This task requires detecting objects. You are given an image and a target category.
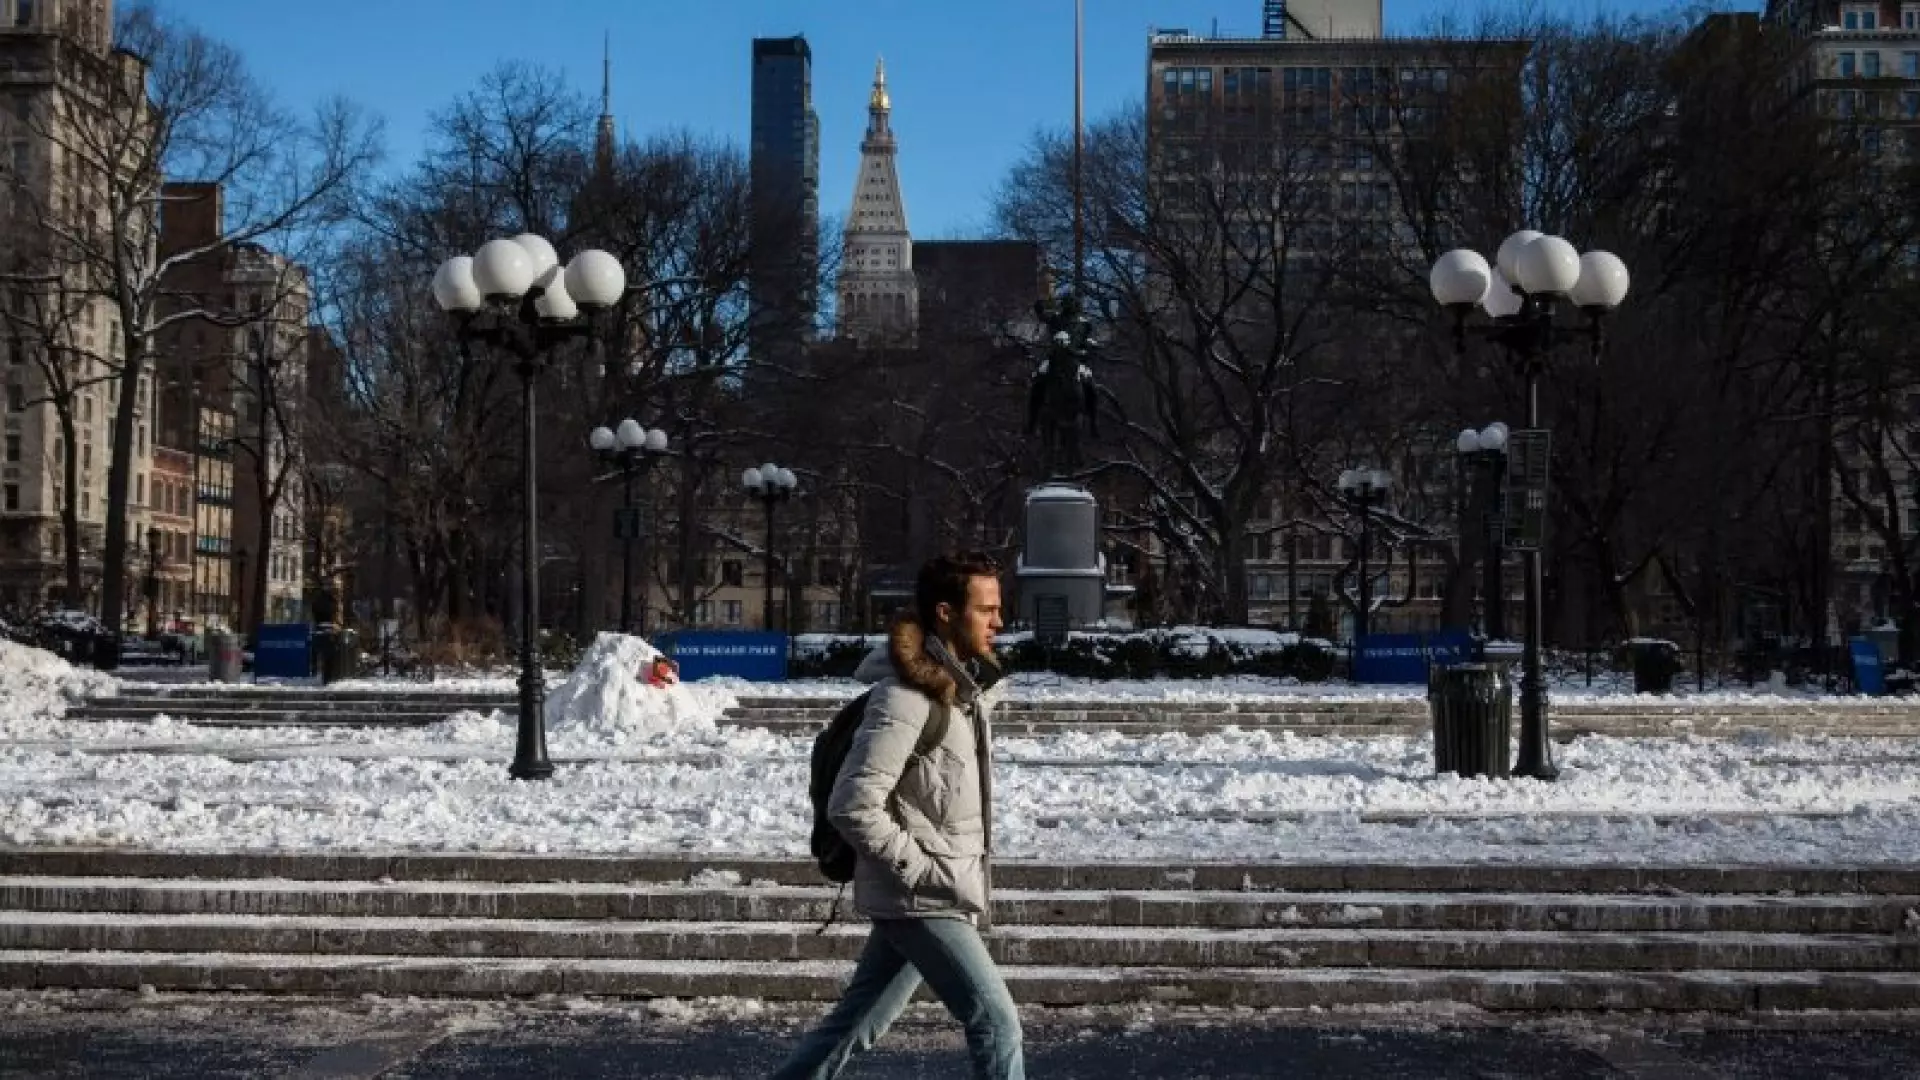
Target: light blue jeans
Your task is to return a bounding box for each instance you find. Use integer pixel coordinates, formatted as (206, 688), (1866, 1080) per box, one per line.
(770, 917), (1024, 1080)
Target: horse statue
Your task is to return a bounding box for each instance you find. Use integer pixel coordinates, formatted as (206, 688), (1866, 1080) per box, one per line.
(1025, 293), (1102, 478)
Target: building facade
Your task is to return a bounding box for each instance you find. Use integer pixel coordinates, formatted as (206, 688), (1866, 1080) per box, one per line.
(749, 35), (821, 353)
(837, 58), (918, 345)
(0, 0), (161, 620)
(153, 181), (310, 639)
(1140, 19), (1523, 635)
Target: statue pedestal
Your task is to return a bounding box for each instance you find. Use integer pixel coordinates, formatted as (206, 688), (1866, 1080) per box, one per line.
(1017, 483), (1106, 638)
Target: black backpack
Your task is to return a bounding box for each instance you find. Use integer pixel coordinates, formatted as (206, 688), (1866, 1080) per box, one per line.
(809, 688), (950, 883)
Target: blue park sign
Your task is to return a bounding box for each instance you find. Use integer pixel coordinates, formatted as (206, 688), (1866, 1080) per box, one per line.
(655, 631), (789, 682)
(1354, 630), (1478, 685)
(253, 622), (313, 680)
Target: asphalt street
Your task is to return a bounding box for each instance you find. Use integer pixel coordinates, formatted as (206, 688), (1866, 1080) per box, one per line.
(2, 994), (1919, 1078)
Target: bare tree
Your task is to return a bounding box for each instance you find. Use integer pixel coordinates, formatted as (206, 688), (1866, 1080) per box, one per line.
(6, 2), (379, 652)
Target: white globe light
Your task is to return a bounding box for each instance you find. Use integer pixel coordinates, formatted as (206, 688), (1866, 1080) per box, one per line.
(1568, 250), (1631, 310)
(1429, 249), (1492, 307)
(472, 238), (536, 300)
(1368, 469), (1393, 491)
(1515, 235), (1582, 296)
(777, 468), (797, 490)
(1456, 428), (1481, 454)
(511, 233), (559, 278)
(531, 265), (577, 321)
(588, 426), (616, 452)
(1338, 469), (1359, 491)
(1481, 268), (1523, 318)
(565, 249), (627, 309)
(616, 418), (646, 449)
(431, 256), (481, 313)
(759, 463), (780, 489)
(742, 467), (764, 490)
(1495, 229), (1543, 281)
(644, 428), (669, 452)
(1480, 423), (1508, 453)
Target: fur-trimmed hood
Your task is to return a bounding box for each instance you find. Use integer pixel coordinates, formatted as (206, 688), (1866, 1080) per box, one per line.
(851, 615), (996, 706)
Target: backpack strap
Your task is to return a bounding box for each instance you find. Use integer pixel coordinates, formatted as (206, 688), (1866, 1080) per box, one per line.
(913, 699), (950, 757)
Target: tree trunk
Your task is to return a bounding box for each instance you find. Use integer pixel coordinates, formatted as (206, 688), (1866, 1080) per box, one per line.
(96, 332), (146, 656)
(58, 404), (82, 609)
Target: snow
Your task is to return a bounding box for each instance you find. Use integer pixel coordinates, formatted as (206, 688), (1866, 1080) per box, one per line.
(3, 696), (1920, 865)
(543, 633), (716, 744)
(0, 640), (118, 738)
(6, 634), (1920, 867)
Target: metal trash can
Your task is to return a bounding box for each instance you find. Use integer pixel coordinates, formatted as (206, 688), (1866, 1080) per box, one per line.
(1429, 662), (1513, 779)
(1631, 640), (1679, 694)
(208, 631), (243, 683)
(316, 628), (358, 685)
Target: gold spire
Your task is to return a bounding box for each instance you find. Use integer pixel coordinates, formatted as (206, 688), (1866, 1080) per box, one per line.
(870, 55), (890, 111)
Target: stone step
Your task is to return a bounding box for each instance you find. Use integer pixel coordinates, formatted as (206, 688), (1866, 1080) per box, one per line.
(721, 719), (1424, 738)
(90, 697), (517, 712)
(65, 710), (459, 729)
(5, 851), (1910, 895)
(1, 912), (1908, 972)
(728, 696), (1920, 717)
(6, 877), (1913, 934)
(724, 709), (1418, 725)
(5, 950), (1917, 1009)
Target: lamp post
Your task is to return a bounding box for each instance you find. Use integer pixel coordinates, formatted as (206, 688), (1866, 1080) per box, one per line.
(588, 418), (669, 635)
(1430, 232), (1631, 782)
(433, 233), (629, 781)
(1335, 468), (1392, 644)
(741, 463), (798, 632)
(1455, 422), (1510, 641)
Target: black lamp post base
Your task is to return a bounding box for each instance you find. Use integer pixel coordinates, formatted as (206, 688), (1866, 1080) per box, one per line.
(1512, 756), (1560, 782)
(509, 673), (553, 780)
(509, 755), (555, 781)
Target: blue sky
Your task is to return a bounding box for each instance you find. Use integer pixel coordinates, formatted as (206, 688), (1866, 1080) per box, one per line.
(157, 1), (1754, 239)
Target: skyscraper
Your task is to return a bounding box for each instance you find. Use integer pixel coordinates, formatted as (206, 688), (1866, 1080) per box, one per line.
(750, 35), (821, 351)
(837, 58), (918, 344)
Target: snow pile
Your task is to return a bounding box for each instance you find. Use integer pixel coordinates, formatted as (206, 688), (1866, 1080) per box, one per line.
(0, 639), (116, 739)
(544, 633), (719, 744)
(430, 709), (515, 744)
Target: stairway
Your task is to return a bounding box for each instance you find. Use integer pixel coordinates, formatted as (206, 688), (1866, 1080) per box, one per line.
(721, 696), (1920, 739)
(70, 687), (518, 728)
(1, 850), (1914, 1010)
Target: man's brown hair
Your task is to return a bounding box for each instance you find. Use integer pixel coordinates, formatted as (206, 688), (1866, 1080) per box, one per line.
(914, 551), (1001, 635)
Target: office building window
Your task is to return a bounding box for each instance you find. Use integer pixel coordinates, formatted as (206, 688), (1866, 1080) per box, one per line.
(3, 484), (15, 511)
(3, 434), (16, 462)
(1843, 5), (1878, 29)
(1864, 51), (1881, 79)
(1904, 52), (1919, 78)
(723, 600), (743, 625)
(12, 0), (31, 28)
(1839, 52), (1857, 78)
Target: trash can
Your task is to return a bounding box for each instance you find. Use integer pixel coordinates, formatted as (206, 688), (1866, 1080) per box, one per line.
(208, 631), (243, 683)
(316, 627), (358, 685)
(88, 632), (118, 671)
(1631, 640), (1679, 694)
(1429, 662), (1513, 779)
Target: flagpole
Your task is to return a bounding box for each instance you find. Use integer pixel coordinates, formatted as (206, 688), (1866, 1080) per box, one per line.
(1073, 0), (1085, 295)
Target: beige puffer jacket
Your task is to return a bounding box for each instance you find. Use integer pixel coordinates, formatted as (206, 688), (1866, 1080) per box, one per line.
(826, 617), (1003, 930)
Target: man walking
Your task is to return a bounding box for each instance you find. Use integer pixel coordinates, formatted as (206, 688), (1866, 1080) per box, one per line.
(772, 551), (1022, 1079)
